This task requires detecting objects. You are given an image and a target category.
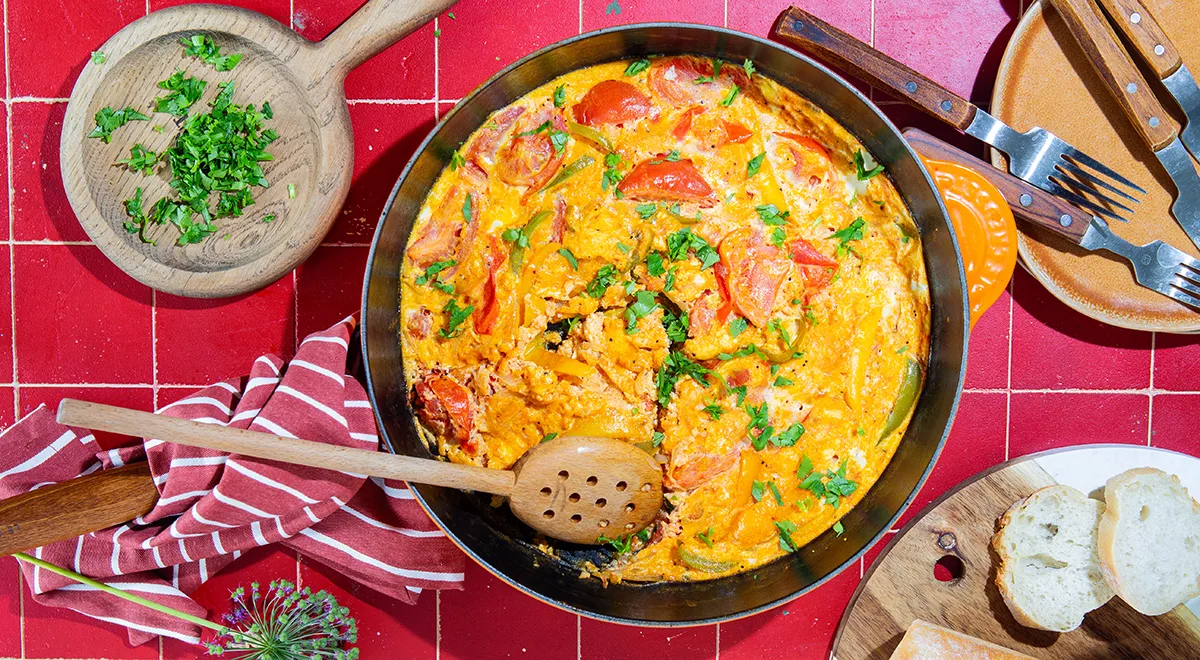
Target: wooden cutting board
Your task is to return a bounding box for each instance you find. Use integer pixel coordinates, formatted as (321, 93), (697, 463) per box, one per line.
(832, 445), (1200, 659)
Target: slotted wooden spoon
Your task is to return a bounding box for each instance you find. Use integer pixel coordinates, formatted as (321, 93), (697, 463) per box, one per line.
(53, 400), (663, 545)
(61, 0), (454, 298)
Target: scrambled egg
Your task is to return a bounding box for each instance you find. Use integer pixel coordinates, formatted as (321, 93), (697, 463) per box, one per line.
(400, 56), (930, 581)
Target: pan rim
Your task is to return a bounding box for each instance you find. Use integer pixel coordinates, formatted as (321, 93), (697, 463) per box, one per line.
(361, 21), (969, 627)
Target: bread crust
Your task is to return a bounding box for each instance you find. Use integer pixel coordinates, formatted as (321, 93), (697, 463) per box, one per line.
(889, 619), (1038, 660)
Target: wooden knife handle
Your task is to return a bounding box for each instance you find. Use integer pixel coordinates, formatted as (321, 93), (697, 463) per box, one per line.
(903, 129), (1091, 244)
(771, 6), (977, 130)
(0, 462), (159, 557)
(1045, 0), (1179, 150)
(1095, 0), (1182, 79)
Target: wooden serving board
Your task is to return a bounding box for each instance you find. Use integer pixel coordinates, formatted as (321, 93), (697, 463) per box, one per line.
(832, 445), (1200, 659)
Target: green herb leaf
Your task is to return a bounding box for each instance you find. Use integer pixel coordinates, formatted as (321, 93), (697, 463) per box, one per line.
(88, 106), (150, 143)
(181, 34), (243, 71)
(587, 264), (620, 298)
(775, 520), (798, 552)
(625, 290), (659, 333)
(854, 149), (884, 180)
(832, 521), (845, 536)
(558, 247), (578, 270)
(553, 85), (567, 108)
(832, 217), (866, 257)
(651, 431), (665, 447)
(743, 59), (755, 76)
(91, 51), (106, 64)
(702, 401), (724, 420)
(636, 202), (658, 219)
(117, 143), (162, 176)
(287, 183), (296, 199)
(768, 481), (785, 506)
(599, 533), (633, 553)
(746, 152), (766, 178)
(540, 432), (559, 444)
(655, 350), (711, 406)
(666, 150), (681, 162)
(439, 299), (475, 338)
(415, 259), (457, 293)
(773, 375), (794, 387)
(773, 423), (805, 447)
(664, 265), (678, 292)
(728, 316), (748, 338)
(751, 480), (765, 502)
(449, 150), (466, 171)
(646, 251), (666, 277)
(666, 228), (718, 269)
(696, 526), (715, 548)
(617, 242), (632, 254)
(662, 309), (689, 343)
(625, 59), (650, 76)
(154, 69), (207, 116)
(770, 227), (786, 246)
(755, 204), (790, 226)
(720, 85), (740, 107)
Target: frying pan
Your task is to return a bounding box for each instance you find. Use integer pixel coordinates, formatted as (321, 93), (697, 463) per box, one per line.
(361, 23), (970, 625)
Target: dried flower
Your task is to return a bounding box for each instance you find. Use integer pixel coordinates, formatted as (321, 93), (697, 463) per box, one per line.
(205, 580), (358, 659)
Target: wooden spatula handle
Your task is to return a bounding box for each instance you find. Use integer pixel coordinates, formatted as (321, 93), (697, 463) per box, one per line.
(1045, 0), (1179, 151)
(772, 6), (977, 130)
(57, 400), (515, 496)
(0, 463), (159, 557)
(1095, 0), (1182, 79)
(303, 0), (458, 83)
(903, 129), (1091, 244)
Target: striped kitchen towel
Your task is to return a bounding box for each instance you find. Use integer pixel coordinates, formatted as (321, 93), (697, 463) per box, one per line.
(0, 317), (465, 646)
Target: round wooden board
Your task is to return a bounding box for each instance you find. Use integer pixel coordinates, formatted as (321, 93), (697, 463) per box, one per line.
(832, 445), (1200, 659)
(991, 0), (1200, 332)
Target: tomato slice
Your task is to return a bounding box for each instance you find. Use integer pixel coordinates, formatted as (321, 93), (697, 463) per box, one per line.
(573, 80), (655, 126)
(776, 132), (833, 188)
(616, 157), (715, 205)
(496, 108), (568, 191)
(413, 376), (475, 451)
(407, 185), (480, 270)
(466, 106), (524, 170)
(549, 195), (567, 243)
(649, 56), (750, 107)
(719, 120), (753, 145)
(671, 106), (705, 140)
(718, 228), (792, 328)
(472, 237), (507, 335)
(788, 237), (837, 268)
(922, 156), (1017, 328)
(668, 446), (741, 490)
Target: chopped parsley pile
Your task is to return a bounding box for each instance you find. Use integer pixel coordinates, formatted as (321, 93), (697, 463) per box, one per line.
(90, 34), (279, 246)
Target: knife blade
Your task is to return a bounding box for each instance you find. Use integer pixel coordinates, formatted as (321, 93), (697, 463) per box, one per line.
(904, 128), (1200, 312)
(1047, 0), (1200, 250)
(1095, 0), (1200, 160)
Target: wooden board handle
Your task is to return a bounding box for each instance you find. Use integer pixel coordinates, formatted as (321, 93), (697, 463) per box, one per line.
(301, 0), (458, 84)
(1095, 0), (1182, 79)
(903, 129), (1090, 244)
(1045, 0), (1179, 150)
(57, 399), (516, 496)
(0, 463), (159, 557)
(771, 6), (977, 130)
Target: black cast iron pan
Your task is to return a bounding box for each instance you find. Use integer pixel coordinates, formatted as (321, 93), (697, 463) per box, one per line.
(361, 23), (969, 626)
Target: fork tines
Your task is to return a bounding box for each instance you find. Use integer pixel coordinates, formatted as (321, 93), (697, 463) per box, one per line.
(1170, 259), (1200, 310)
(1051, 149), (1147, 222)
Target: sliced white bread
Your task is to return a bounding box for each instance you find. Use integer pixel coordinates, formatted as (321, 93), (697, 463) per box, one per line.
(888, 620), (1038, 660)
(1098, 467), (1200, 616)
(992, 485), (1114, 632)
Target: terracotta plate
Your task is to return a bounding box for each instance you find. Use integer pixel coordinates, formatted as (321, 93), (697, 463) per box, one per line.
(992, 0), (1200, 332)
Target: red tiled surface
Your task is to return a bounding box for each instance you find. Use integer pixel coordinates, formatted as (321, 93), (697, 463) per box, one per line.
(2, 1), (1196, 658)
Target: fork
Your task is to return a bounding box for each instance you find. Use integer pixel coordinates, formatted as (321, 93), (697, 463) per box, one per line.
(905, 129), (1200, 311)
(772, 6), (1146, 222)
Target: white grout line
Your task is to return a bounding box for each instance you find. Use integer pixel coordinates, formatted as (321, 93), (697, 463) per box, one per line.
(150, 288), (158, 411)
(714, 620), (720, 659)
(1004, 278), (1014, 461)
(723, 0), (728, 28)
(869, 0), (875, 47)
(576, 614), (582, 660)
(1148, 332), (1156, 446)
(968, 387), (1179, 395)
(434, 590), (441, 660)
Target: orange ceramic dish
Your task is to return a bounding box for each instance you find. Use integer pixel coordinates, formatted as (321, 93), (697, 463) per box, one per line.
(399, 57), (931, 582)
(922, 157), (1017, 327)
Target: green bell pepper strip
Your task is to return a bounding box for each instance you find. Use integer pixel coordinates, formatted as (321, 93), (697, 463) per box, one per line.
(509, 210), (552, 274)
(677, 547), (736, 573)
(538, 155), (596, 193)
(568, 122), (615, 153)
(879, 357), (922, 440)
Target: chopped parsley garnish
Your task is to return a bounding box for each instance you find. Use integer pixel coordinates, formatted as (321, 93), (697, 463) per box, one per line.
(768, 481), (785, 506)
(517, 120), (569, 153)
(832, 521), (845, 536)
(728, 316), (749, 338)
(645, 251), (666, 277)
(696, 526), (715, 548)
(91, 51), (106, 64)
(553, 85), (567, 108)
(751, 426), (775, 450)
(854, 150), (884, 180)
(662, 309), (689, 343)
(181, 34), (243, 71)
(693, 75), (716, 84)
(117, 144), (162, 176)
(287, 183), (296, 199)
(773, 375), (794, 387)
(756, 204), (790, 225)
(770, 227), (787, 246)
(624, 59), (650, 76)
(636, 202), (658, 219)
(439, 299), (474, 338)
(702, 401), (724, 420)
(625, 290), (659, 333)
(745, 402), (769, 431)
(798, 458), (858, 509)
(718, 343), (769, 361)
(832, 217), (866, 257)
(720, 85), (740, 106)
(751, 480), (766, 502)
(602, 152), (625, 191)
(651, 431), (665, 447)
(599, 533), (633, 553)
(743, 59), (756, 76)
(746, 152), (766, 177)
(665, 150), (681, 162)
(666, 228), (719, 269)
(773, 423), (805, 447)
(727, 384), (748, 406)
(540, 432), (559, 443)
(587, 264), (620, 298)
(768, 319), (792, 344)
(88, 106), (149, 143)
(775, 520), (799, 552)
(122, 188), (151, 243)
(896, 345), (909, 354)
(155, 69), (207, 116)
(558, 247), (578, 270)
(415, 258), (457, 293)
(655, 350), (711, 406)
(664, 265), (678, 292)
(449, 150), (466, 170)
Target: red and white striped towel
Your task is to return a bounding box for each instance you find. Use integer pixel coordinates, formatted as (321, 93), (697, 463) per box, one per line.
(0, 318), (465, 646)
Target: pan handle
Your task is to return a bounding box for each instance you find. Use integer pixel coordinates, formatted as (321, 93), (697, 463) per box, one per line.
(298, 0), (459, 87)
(0, 463), (159, 557)
(771, 6), (978, 130)
(903, 129), (1091, 244)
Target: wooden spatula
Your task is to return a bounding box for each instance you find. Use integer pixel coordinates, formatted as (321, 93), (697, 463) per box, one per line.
(55, 400), (663, 545)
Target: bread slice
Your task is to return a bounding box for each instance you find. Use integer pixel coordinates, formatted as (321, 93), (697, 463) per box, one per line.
(992, 485), (1114, 632)
(1098, 467), (1200, 616)
(889, 619), (1037, 660)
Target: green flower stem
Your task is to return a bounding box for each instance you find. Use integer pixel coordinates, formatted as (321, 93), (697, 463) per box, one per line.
(13, 552), (225, 633)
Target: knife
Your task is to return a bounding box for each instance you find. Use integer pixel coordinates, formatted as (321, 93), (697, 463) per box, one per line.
(770, 5), (1146, 222)
(905, 128), (1200, 311)
(1094, 0), (1200, 160)
(1045, 0), (1200, 250)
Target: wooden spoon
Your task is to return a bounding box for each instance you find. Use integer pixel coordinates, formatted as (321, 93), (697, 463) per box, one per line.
(55, 400), (664, 545)
(61, 0), (455, 298)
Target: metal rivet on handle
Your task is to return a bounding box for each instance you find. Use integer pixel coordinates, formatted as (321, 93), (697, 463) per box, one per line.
(1150, 116), (1161, 128)
(1131, 12), (1142, 23)
(1059, 214), (1073, 228)
(1019, 193), (1033, 207)
(1127, 82), (1138, 93)
(1155, 44), (1166, 56)
(906, 81), (918, 93)
(940, 100), (952, 112)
